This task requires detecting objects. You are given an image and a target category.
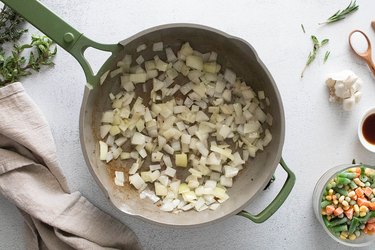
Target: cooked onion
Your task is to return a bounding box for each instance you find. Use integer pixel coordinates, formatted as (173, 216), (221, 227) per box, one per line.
(99, 41), (273, 213)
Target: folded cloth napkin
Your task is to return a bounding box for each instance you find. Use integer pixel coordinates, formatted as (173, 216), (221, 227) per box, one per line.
(0, 82), (141, 250)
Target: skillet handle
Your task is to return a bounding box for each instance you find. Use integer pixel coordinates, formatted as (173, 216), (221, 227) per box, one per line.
(237, 157), (295, 223)
(2, 0), (122, 87)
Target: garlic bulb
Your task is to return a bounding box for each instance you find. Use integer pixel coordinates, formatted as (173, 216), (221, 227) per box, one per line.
(326, 70), (362, 111)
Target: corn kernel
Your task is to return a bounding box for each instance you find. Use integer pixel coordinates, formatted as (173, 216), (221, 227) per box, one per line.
(342, 201), (349, 207)
(355, 212), (360, 217)
(359, 211), (367, 217)
(333, 200), (339, 205)
(327, 215), (332, 221)
(326, 195), (332, 201)
(341, 231), (349, 238)
(343, 206), (350, 211)
(345, 197), (351, 202)
(354, 204), (360, 213)
(348, 191), (356, 198)
(359, 206), (368, 213)
(354, 178), (365, 187)
(339, 196), (345, 203)
(349, 234), (357, 240)
(332, 195), (337, 200)
(340, 235), (347, 240)
(321, 210), (327, 215)
(352, 195), (358, 200)
(328, 189), (334, 195)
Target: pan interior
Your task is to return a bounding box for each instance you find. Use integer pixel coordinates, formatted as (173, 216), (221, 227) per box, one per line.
(80, 24), (284, 226)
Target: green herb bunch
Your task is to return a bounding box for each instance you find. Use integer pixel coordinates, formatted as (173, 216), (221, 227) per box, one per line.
(0, 5), (57, 87)
(301, 36), (329, 78)
(319, 0), (359, 25)
(0, 35), (56, 86)
(0, 5), (28, 43)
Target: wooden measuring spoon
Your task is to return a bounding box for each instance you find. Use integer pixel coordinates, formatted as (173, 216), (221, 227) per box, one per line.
(349, 30), (375, 76)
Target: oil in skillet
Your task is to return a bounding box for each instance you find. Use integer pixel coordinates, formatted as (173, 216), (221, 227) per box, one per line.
(362, 113), (375, 144)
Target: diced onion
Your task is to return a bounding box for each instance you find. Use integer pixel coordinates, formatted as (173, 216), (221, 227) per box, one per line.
(98, 40), (273, 214)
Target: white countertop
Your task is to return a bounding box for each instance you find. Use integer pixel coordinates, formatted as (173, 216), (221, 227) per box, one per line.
(1, 0), (375, 249)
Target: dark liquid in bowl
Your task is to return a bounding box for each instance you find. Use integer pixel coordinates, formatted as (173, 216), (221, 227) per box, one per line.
(362, 113), (375, 145)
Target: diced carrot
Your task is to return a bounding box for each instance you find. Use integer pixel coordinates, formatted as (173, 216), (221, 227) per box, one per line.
(357, 197), (371, 207)
(367, 223), (375, 231)
(368, 218), (375, 224)
(344, 208), (354, 220)
(334, 207), (344, 216)
(326, 205), (335, 215)
(364, 187), (373, 198)
(355, 188), (364, 198)
(356, 168), (361, 178)
(369, 203), (375, 211)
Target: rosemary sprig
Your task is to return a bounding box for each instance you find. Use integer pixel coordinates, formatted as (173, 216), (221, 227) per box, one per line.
(0, 5), (27, 44)
(0, 35), (57, 87)
(301, 35), (329, 78)
(323, 51), (330, 63)
(319, 0), (359, 25)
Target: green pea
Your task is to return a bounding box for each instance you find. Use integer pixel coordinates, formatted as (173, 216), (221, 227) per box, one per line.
(360, 175), (368, 183)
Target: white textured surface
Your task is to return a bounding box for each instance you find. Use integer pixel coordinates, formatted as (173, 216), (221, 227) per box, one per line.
(1, 0), (375, 249)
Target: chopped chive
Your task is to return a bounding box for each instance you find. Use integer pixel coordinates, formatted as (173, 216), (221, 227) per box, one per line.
(301, 24), (306, 33)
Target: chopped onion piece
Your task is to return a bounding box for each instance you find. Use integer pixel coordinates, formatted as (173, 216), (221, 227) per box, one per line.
(175, 153), (188, 167)
(153, 42), (163, 51)
(129, 173), (146, 190)
(114, 171), (125, 186)
(186, 55), (203, 71)
(99, 141), (108, 161)
(224, 68), (236, 84)
(165, 47), (177, 62)
(136, 44), (147, 52)
(224, 166), (239, 178)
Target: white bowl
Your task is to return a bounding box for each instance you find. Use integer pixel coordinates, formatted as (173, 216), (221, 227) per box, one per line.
(358, 107), (375, 153)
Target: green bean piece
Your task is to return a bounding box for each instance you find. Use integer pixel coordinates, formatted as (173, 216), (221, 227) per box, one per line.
(323, 216), (332, 227)
(331, 224), (348, 233)
(349, 217), (360, 234)
(338, 172), (356, 179)
(329, 217), (348, 227)
(358, 211), (375, 224)
(361, 166), (365, 177)
(321, 200), (331, 208)
(349, 181), (358, 189)
(337, 177), (351, 185)
(334, 188), (348, 196)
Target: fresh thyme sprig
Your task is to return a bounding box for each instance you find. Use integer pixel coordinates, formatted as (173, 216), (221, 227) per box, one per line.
(301, 36), (329, 78)
(0, 35), (57, 87)
(0, 5), (27, 44)
(319, 0), (359, 25)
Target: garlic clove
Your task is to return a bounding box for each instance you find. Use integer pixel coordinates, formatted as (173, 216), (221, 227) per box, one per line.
(354, 91), (362, 103)
(343, 95), (355, 111)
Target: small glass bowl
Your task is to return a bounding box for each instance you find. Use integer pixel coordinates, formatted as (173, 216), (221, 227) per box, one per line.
(313, 164), (375, 247)
(358, 107), (375, 153)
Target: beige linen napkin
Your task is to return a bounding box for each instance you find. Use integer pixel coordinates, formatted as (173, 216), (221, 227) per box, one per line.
(0, 82), (141, 250)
